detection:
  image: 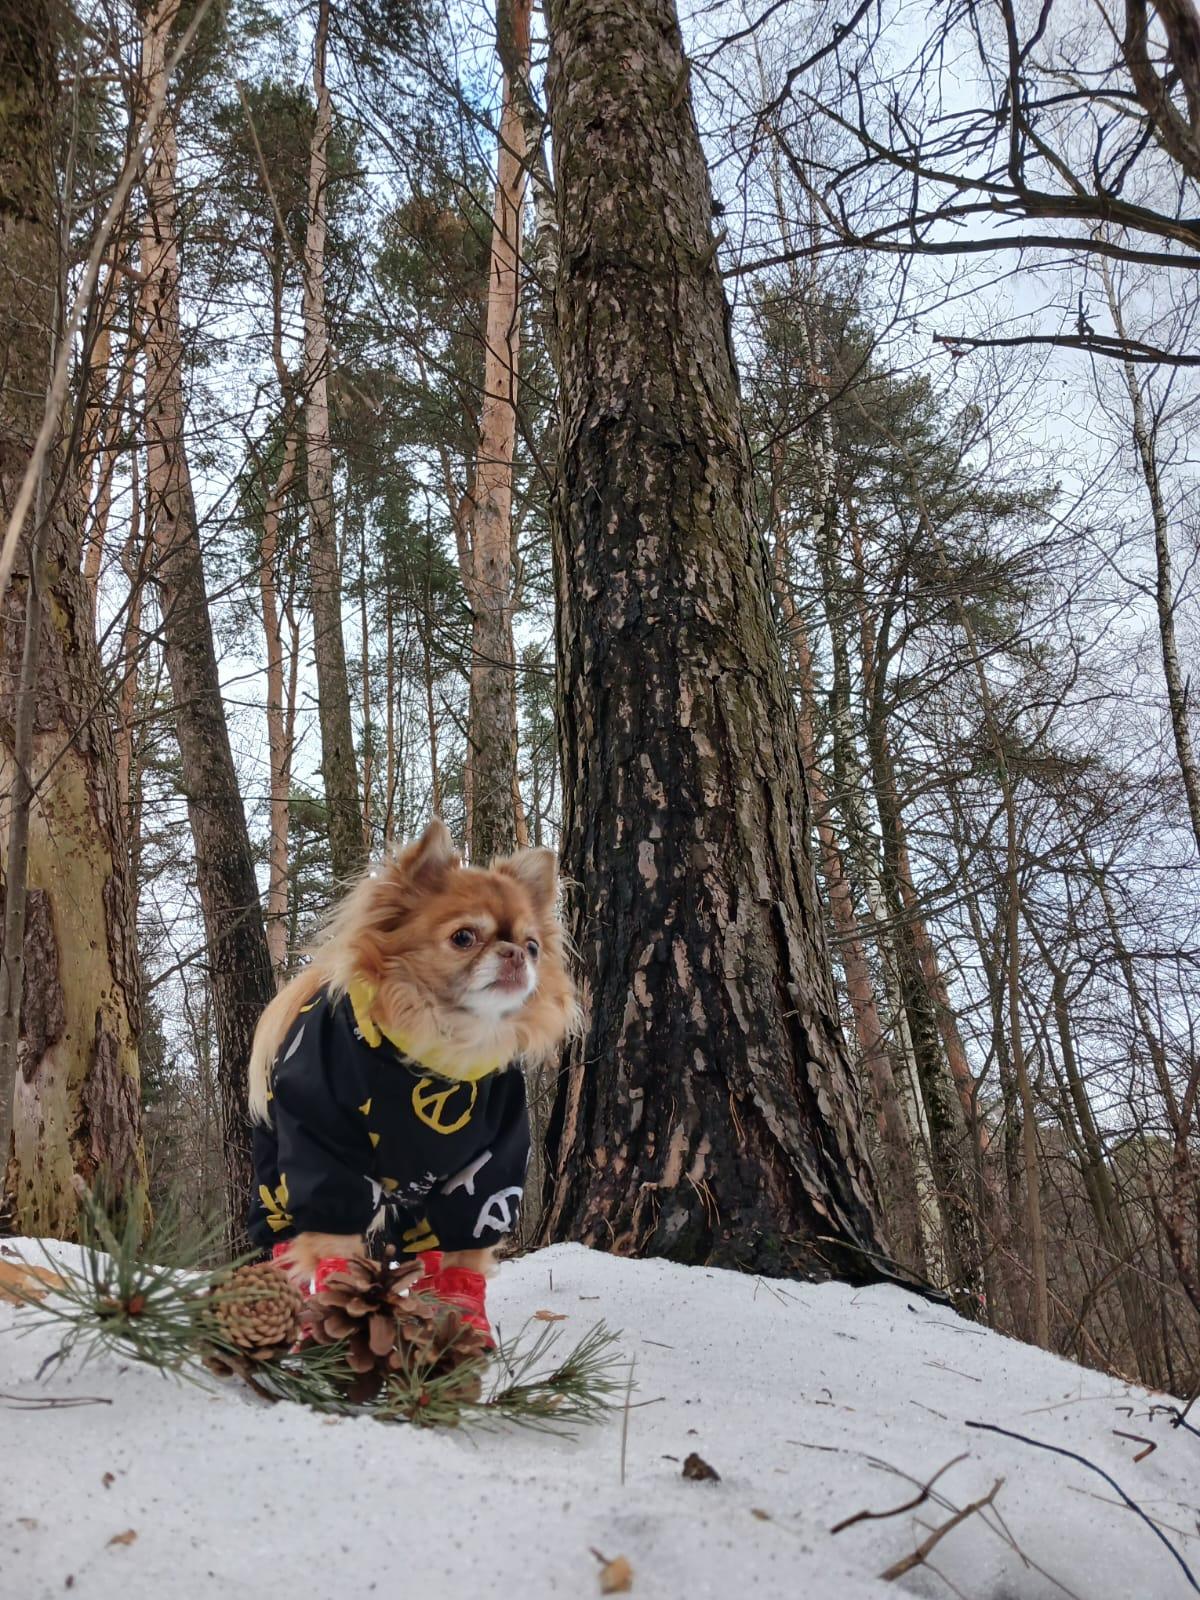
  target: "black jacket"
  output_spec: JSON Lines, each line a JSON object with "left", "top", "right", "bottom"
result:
{"left": 247, "top": 986, "right": 529, "bottom": 1257}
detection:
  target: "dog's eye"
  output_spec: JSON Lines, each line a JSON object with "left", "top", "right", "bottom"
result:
{"left": 450, "top": 928, "right": 477, "bottom": 950}
{"left": 526, "top": 940, "right": 540, "bottom": 960}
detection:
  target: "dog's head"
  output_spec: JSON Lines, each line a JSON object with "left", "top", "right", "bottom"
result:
{"left": 319, "top": 821, "right": 577, "bottom": 1077}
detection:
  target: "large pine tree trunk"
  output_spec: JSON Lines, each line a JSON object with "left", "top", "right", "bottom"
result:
{"left": 539, "top": 0, "right": 888, "bottom": 1278}
{"left": 303, "top": 0, "right": 363, "bottom": 884}
{"left": 139, "top": 0, "right": 273, "bottom": 1243}
{"left": 0, "top": 3, "right": 146, "bottom": 1235}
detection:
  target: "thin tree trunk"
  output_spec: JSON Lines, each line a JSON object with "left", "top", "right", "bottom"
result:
{"left": 303, "top": 0, "right": 362, "bottom": 883}
{"left": 259, "top": 421, "right": 298, "bottom": 978}
{"left": 1029, "top": 914, "right": 1165, "bottom": 1384}
{"left": 80, "top": 267, "right": 141, "bottom": 619}
{"left": 540, "top": 0, "right": 890, "bottom": 1280}
{"left": 1, "top": 5, "right": 145, "bottom": 1235}
{"left": 1094, "top": 867, "right": 1200, "bottom": 1320}
{"left": 776, "top": 534, "right": 927, "bottom": 1273}
{"left": 1099, "top": 262, "right": 1200, "bottom": 859}
{"left": 116, "top": 441, "right": 144, "bottom": 835}
{"left": 384, "top": 583, "right": 396, "bottom": 844}
{"left": 138, "top": 0, "right": 273, "bottom": 1245}
{"left": 358, "top": 514, "right": 373, "bottom": 851}
{"left": 469, "top": 0, "right": 531, "bottom": 864}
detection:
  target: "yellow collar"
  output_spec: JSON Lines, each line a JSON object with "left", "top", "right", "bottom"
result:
{"left": 346, "top": 980, "right": 506, "bottom": 1083}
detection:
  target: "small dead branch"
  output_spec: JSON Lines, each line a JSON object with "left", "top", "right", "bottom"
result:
{"left": 0, "top": 1391, "right": 113, "bottom": 1409}
{"left": 880, "top": 1479, "right": 1003, "bottom": 1582}
{"left": 1112, "top": 1430, "right": 1157, "bottom": 1463}
{"left": 832, "top": 1452, "right": 969, "bottom": 1534}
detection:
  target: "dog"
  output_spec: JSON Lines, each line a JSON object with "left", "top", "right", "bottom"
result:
{"left": 247, "top": 819, "right": 577, "bottom": 1310}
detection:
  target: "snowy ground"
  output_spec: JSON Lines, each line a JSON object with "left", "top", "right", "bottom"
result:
{"left": 1, "top": 1240, "right": 1197, "bottom": 1600}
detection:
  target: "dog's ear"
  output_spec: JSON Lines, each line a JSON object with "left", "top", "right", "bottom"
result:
{"left": 494, "top": 847, "right": 558, "bottom": 911}
{"left": 395, "top": 819, "right": 459, "bottom": 886}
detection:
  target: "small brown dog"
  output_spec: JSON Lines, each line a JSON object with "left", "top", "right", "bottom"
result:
{"left": 247, "top": 820, "right": 576, "bottom": 1298}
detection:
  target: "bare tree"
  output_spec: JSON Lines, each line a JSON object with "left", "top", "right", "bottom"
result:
{"left": 138, "top": 0, "right": 274, "bottom": 1240}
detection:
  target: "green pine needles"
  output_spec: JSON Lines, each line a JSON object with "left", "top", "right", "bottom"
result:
{"left": 9, "top": 1189, "right": 627, "bottom": 1435}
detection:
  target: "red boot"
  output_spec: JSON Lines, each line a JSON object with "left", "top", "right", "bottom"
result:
{"left": 409, "top": 1249, "right": 494, "bottom": 1346}
{"left": 271, "top": 1242, "right": 493, "bottom": 1346}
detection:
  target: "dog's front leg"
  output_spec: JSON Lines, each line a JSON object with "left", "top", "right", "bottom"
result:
{"left": 275, "top": 1230, "right": 368, "bottom": 1289}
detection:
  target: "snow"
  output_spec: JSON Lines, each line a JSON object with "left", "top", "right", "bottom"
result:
{"left": 2, "top": 1240, "right": 1197, "bottom": 1599}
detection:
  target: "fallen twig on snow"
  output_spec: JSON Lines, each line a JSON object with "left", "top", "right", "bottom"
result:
{"left": 879, "top": 1479, "right": 1003, "bottom": 1582}
{"left": 1112, "top": 1429, "right": 1157, "bottom": 1463}
{"left": 0, "top": 1391, "right": 112, "bottom": 1409}
{"left": 831, "top": 1452, "right": 969, "bottom": 1534}
{"left": 965, "top": 1419, "right": 1200, "bottom": 1593}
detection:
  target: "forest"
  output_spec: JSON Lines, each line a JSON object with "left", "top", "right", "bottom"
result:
{"left": 2, "top": 0, "right": 1199, "bottom": 1412}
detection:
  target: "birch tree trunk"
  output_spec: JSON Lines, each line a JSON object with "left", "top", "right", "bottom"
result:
{"left": 468, "top": 0, "right": 531, "bottom": 863}
{"left": 0, "top": 3, "right": 145, "bottom": 1235}
{"left": 303, "top": 0, "right": 363, "bottom": 883}
{"left": 138, "top": 0, "right": 273, "bottom": 1241}
{"left": 539, "top": 0, "right": 889, "bottom": 1279}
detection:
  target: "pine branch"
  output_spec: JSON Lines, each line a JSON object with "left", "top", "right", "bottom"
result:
{"left": 13, "top": 1188, "right": 232, "bottom": 1377}
{"left": 10, "top": 1188, "right": 628, "bottom": 1436}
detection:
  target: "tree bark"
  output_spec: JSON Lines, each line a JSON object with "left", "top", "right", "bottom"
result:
{"left": 259, "top": 421, "right": 299, "bottom": 978}
{"left": 539, "top": 0, "right": 889, "bottom": 1280}
{"left": 0, "top": 3, "right": 145, "bottom": 1235}
{"left": 138, "top": 0, "right": 273, "bottom": 1244}
{"left": 468, "top": 0, "right": 531, "bottom": 864}
{"left": 303, "top": 0, "right": 363, "bottom": 884}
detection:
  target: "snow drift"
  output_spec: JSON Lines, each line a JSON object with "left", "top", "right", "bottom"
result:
{"left": 2, "top": 1240, "right": 1197, "bottom": 1598}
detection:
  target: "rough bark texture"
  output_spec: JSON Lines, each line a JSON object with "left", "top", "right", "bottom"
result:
{"left": 139, "top": 0, "right": 274, "bottom": 1243}
{"left": 539, "top": 0, "right": 890, "bottom": 1280}
{"left": 0, "top": 2, "right": 146, "bottom": 1235}
{"left": 303, "top": 0, "right": 363, "bottom": 884}
{"left": 468, "top": 0, "right": 531, "bottom": 865}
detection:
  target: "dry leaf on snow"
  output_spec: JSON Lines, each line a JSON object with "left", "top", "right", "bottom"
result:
{"left": 0, "top": 1259, "right": 65, "bottom": 1305}
{"left": 107, "top": 1530, "right": 138, "bottom": 1548}
{"left": 591, "top": 1552, "right": 633, "bottom": 1593}
{"left": 681, "top": 1452, "right": 720, "bottom": 1482}
{"left": 533, "top": 1309, "right": 568, "bottom": 1323}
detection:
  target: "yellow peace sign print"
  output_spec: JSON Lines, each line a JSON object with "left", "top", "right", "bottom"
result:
{"left": 411, "top": 1075, "right": 478, "bottom": 1135}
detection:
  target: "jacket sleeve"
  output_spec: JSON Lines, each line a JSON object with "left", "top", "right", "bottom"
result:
{"left": 422, "top": 1070, "right": 530, "bottom": 1252}
{"left": 258, "top": 1025, "right": 377, "bottom": 1240}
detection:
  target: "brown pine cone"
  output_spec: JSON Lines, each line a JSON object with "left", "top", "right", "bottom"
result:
{"left": 392, "top": 1296, "right": 492, "bottom": 1401}
{"left": 207, "top": 1260, "right": 303, "bottom": 1366}
{"left": 305, "top": 1256, "right": 490, "bottom": 1404}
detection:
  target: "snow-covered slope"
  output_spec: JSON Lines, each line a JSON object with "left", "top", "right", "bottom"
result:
{"left": 2, "top": 1240, "right": 1196, "bottom": 1599}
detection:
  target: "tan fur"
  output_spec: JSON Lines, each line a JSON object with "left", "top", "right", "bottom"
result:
{"left": 249, "top": 820, "right": 578, "bottom": 1123}
{"left": 248, "top": 820, "right": 578, "bottom": 1279}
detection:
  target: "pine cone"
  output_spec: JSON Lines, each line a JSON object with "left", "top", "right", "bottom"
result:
{"left": 304, "top": 1256, "right": 490, "bottom": 1404}
{"left": 392, "top": 1295, "right": 492, "bottom": 1403}
{"left": 206, "top": 1260, "right": 303, "bottom": 1368}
